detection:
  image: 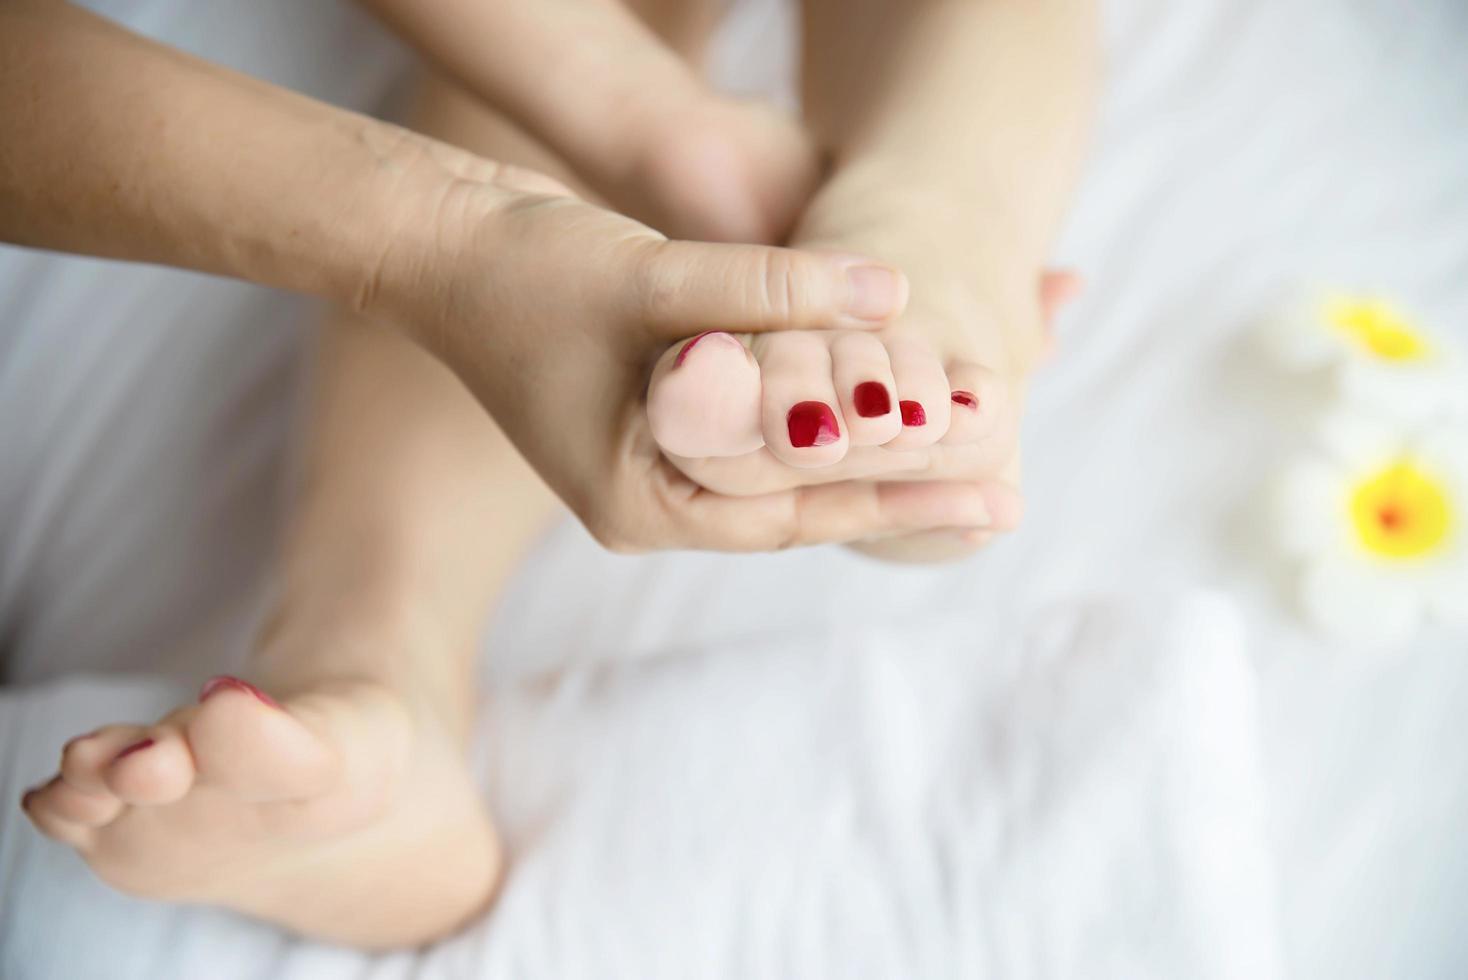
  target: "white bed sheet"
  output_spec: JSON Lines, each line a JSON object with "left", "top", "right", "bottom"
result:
{"left": 3, "top": 0, "right": 1468, "bottom": 977}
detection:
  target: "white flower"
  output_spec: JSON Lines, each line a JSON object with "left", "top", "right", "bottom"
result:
{"left": 1259, "top": 291, "right": 1468, "bottom": 423}
{"left": 1275, "top": 411, "right": 1468, "bottom": 647}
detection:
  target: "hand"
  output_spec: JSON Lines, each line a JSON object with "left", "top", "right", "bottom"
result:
{"left": 370, "top": 144, "right": 1002, "bottom": 552}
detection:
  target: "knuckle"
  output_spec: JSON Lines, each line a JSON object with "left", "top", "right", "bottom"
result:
{"left": 756, "top": 249, "right": 804, "bottom": 324}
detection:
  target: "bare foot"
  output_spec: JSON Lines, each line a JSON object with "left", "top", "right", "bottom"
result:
{"left": 645, "top": 181, "right": 1081, "bottom": 561}
{"left": 20, "top": 649, "right": 499, "bottom": 948}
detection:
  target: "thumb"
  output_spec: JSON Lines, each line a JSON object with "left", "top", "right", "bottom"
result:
{"left": 627, "top": 241, "right": 909, "bottom": 338}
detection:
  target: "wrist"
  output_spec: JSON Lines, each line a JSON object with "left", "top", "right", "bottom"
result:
{"left": 325, "top": 121, "right": 466, "bottom": 326}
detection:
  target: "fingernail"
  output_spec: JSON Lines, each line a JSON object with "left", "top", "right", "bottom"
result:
{"left": 900, "top": 400, "right": 927, "bottom": 427}
{"left": 673, "top": 330, "right": 739, "bottom": 367}
{"left": 954, "top": 528, "right": 991, "bottom": 545}
{"left": 853, "top": 381, "right": 892, "bottom": 418}
{"left": 843, "top": 265, "right": 906, "bottom": 322}
{"left": 20, "top": 788, "right": 37, "bottom": 809}
{"left": 113, "top": 738, "right": 155, "bottom": 762}
{"left": 200, "top": 675, "right": 281, "bottom": 709}
{"left": 787, "top": 401, "right": 841, "bottom": 448}
{"left": 951, "top": 390, "right": 979, "bottom": 411}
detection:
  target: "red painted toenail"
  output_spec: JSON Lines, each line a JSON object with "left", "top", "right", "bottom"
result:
{"left": 200, "top": 675, "right": 281, "bottom": 709}
{"left": 951, "top": 390, "right": 979, "bottom": 411}
{"left": 787, "top": 401, "right": 841, "bottom": 448}
{"left": 113, "top": 738, "right": 155, "bottom": 762}
{"left": 853, "top": 381, "right": 892, "bottom": 417}
{"left": 673, "top": 331, "right": 741, "bottom": 368}
{"left": 900, "top": 400, "right": 927, "bottom": 426}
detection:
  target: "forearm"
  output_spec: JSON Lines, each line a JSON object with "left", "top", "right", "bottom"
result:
{"left": 0, "top": 0, "right": 443, "bottom": 311}
{"left": 801, "top": 0, "right": 1099, "bottom": 270}
{"left": 357, "top": 0, "right": 693, "bottom": 182}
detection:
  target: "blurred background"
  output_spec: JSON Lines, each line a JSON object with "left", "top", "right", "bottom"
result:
{"left": 2, "top": 0, "right": 1467, "bottom": 977}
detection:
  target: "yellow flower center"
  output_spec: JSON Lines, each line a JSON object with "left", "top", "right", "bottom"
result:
{"left": 1348, "top": 461, "right": 1453, "bottom": 560}
{"left": 1324, "top": 297, "right": 1430, "bottom": 362}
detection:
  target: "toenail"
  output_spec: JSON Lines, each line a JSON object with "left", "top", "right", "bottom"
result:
{"left": 673, "top": 330, "right": 739, "bottom": 367}
{"left": 200, "top": 675, "right": 282, "bottom": 709}
{"left": 853, "top": 381, "right": 892, "bottom": 418}
{"left": 843, "top": 265, "right": 906, "bottom": 322}
{"left": 951, "top": 390, "right": 979, "bottom": 411}
{"left": 900, "top": 400, "right": 927, "bottom": 426}
{"left": 113, "top": 739, "right": 155, "bottom": 763}
{"left": 786, "top": 401, "right": 841, "bottom": 448}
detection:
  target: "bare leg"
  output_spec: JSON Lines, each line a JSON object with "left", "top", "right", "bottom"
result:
{"left": 18, "top": 74, "right": 567, "bottom": 948}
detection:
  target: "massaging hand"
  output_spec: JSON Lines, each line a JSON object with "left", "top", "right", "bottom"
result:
{"left": 0, "top": 1, "right": 1010, "bottom": 554}
{"left": 373, "top": 151, "right": 1008, "bottom": 552}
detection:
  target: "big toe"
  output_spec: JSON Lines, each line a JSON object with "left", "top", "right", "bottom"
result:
{"left": 648, "top": 331, "right": 764, "bottom": 459}
{"left": 183, "top": 676, "right": 341, "bottom": 803}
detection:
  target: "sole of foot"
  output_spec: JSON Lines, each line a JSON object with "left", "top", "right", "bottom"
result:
{"left": 20, "top": 674, "right": 500, "bottom": 949}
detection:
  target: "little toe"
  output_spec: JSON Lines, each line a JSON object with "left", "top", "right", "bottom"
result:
{"left": 187, "top": 676, "right": 340, "bottom": 803}
{"left": 647, "top": 331, "right": 763, "bottom": 459}
{"left": 21, "top": 781, "right": 96, "bottom": 849}
{"left": 883, "top": 336, "right": 952, "bottom": 450}
{"left": 831, "top": 332, "right": 901, "bottom": 447}
{"left": 105, "top": 727, "right": 196, "bottom": 806}
{"left": 29, "top": 774, "right": 123, "bottom": 827}
{"left": 756, "top": 333, "right": 849, "bottom": 468}
{"left": 941, "top": 362, "right": 1011, "bottom": 446}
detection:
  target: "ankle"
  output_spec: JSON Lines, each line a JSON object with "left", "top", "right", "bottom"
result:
{"left": 250, "top": 592, "right": 473, "bottom": 730}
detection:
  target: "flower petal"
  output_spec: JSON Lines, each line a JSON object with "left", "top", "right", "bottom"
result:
{"left": 1425, "top": 559, "right": 1468, "bottom": 628}
{"left": 1299, "top": 559, "right": 1424, "bottom": 648}
{"left": 1254, "top": 296, "right": 1339, "bottom": 371}
{"left": 1274, "top": 458, "right": 1348, "bottom": 557}
{"left": 1335, "top": 358, "right": 1463, "bottom": 425}
{"left": 1313, "top": 409, "right": 1403, "bottom": 471}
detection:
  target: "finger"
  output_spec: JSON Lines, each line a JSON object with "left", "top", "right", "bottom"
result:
{"left": 668, "top": 479, "right": 996, "bottom": 552}
{"left": 669, "top": 442, "right": 932, "bottom": 497}
{"left": 628, "top": 241, "right": 909, "bottom": 337}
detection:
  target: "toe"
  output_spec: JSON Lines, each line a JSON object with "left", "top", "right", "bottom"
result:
{"left": 941, "top": 361, "right": 1011, "bottom": 446}
{"left": 883, "top": 335, "right": 952, "bottom": 450}
{"left": 104, "top": 727, "right": 196, "bottom": 806}
{"left": 29, "top": 773, "right": 123, "bottom": 827}
{"left": 61, "top": 725, "right": 150, "bottom": 796}
{"left": 756, "top": 333, "right": 850, "bottom": 468}
{"left": 647, "top": 331, "right": 763, "bottom": 459}
{"left": 831, "top": 332, "right": 901, "bottom": 447}
{"left": 187, "top": 676, "right": 340, "bottom": 803}
{"left": 21, "top": 780, "right": 96, "bottom": 849}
